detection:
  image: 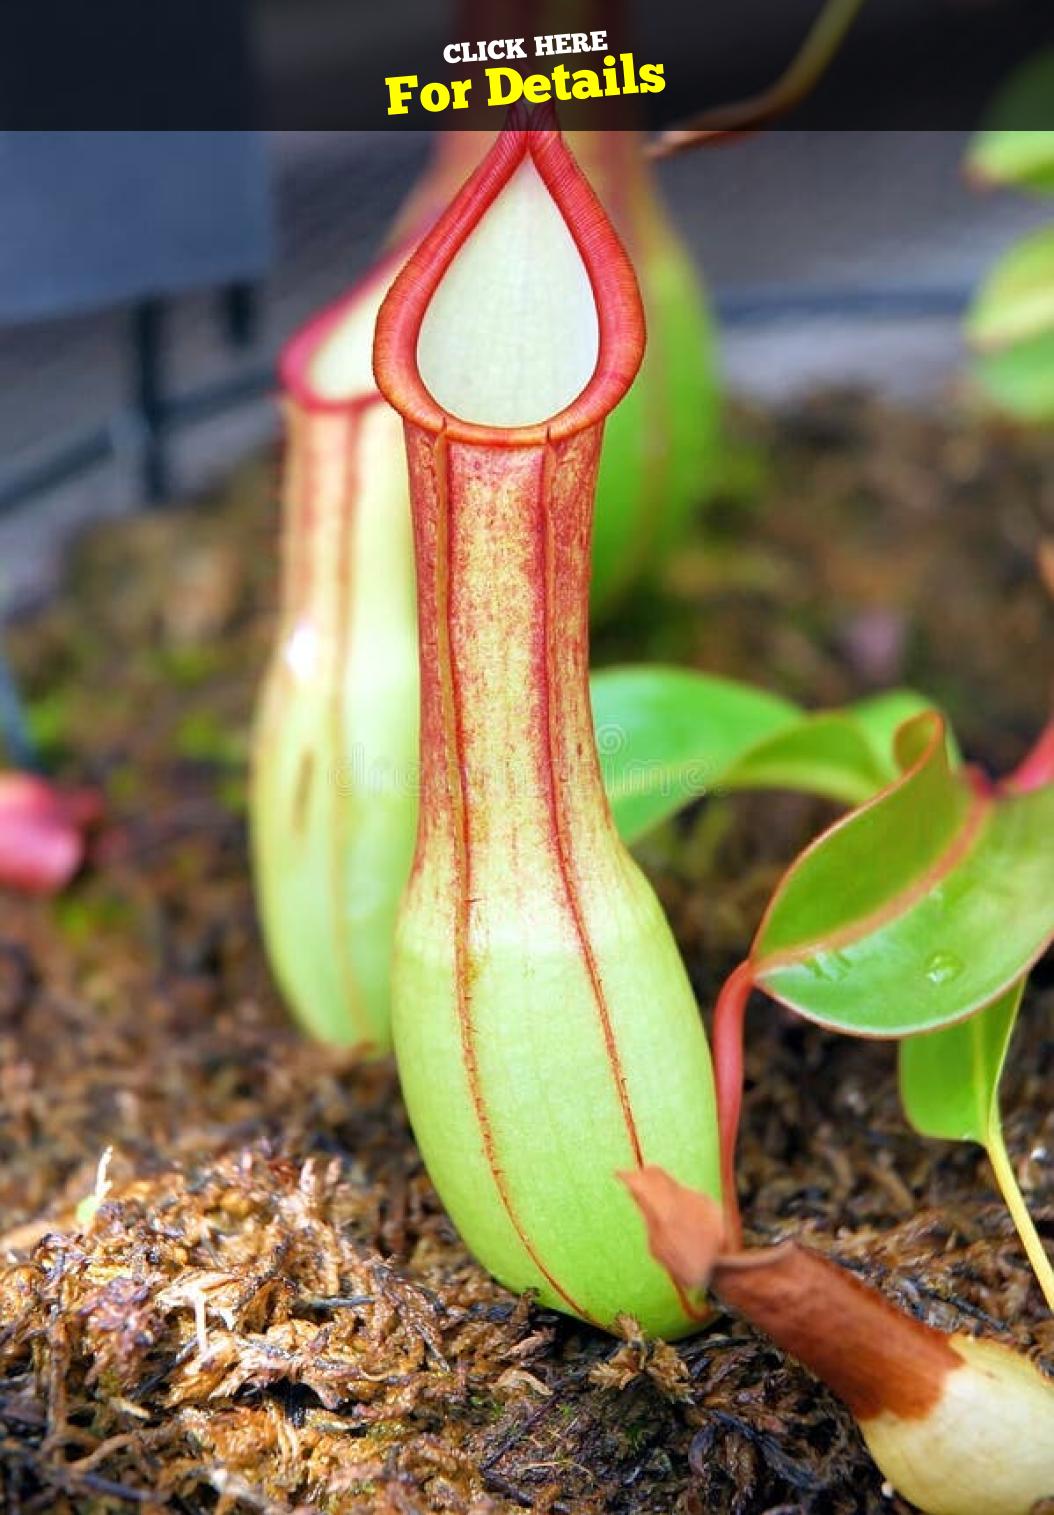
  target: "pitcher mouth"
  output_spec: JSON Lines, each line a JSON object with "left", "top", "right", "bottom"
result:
{"left": 279, "top": 248, "right": 407, "bottom": 415}
{"left": 373, "top": 113, "right": 645, "bottom": 447}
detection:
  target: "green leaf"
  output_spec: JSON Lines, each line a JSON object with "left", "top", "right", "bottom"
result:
{"left": 725, "top": 689, "right": 942, "bottom": 806}
{"left": 900, "top": 977, "right": 1054, "bottom": 1310}
{"left": 839, "top": 687, "right": 954, "bottom": 771}
{"left": 720, "top": 711, "right": 883, "bottom": 804}
{"left": 967, "top": 53, "right": 1054, "bottom": 193}
{"left": 592, "top": 666, "right": 942, "bottom": 843}
{"left": 751, "top": 711, "right": 1054, "bottom": 1036}
{"left": 966, "top": 228, "right": 1054, "bottom": 420}
{"left": 592, "top": 666, "right": 800, "bottom": 843}
{"left": 899, "top": 977, "right": 1021, "bottom": 1145}
{"left": 967, "top": 226, "right": 1054, "bottom": 353}
{"left": 974, "top": 330, "right": 1054, "bottom": 424}
{"left": 969, "top": 129, "right": 1054, "bottom": 194}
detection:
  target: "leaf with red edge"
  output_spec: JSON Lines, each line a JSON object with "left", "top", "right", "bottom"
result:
{"left": 592, "top": 665, "right": 943, "bottom": 844}
{"left": 710, "top": 711, "right": 1054, "bottom": 1281}
{"left": 0, "top": 773, "right": 102, "bottom": 895}
{"left": 748, "top": 712, "right": 1054, "bottom": 1037}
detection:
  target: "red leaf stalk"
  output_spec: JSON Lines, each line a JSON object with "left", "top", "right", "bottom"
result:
{"left": 624, "top": 1165, "right": 1054, "bottom": 1515}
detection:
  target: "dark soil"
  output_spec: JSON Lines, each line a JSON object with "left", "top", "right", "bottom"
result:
{"left": 1, "top": 394, "right": 1051, "bottom": 1514}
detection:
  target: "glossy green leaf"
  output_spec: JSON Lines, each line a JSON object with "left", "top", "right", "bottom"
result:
{"left": 592, "top": 666, "right": 941, "bottom": 844}
{"left": 899, "top": 977, "right": 1022, "bottom": 1145}
{"left": 974, "top": 330, "right": 1054, "bottom": 423}
{"left": 968, "top": 53, "right": 1054, "bottom": 193}
{"left": 969, "top": 129, "right": 1054, "bottom": 194}
{"left": 592, "top": 666, "right": 799, "bottom": 842}
{"left": 723, "top": 711, "right": 886, "bottom": 806}
{"left": 967, "top": 227, "right": 1054, "bottom": 354}
{"left": 725, "top": 689, "right": 941, "bottom": 805}
{"left": 751, "top": 711, "right": 1054, "bottom": 1036}
{"left": 900, "top": 977, "right": 1054, "bottom": 1310}
{"left": 835, "top": 688, "right": 948, "bottom": 768}
{"left": 966, "top": 228, "right": 1054, "bottom": 422}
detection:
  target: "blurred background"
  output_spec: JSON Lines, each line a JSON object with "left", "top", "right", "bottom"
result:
{"left": 0, "top": 0, "right": 1047, "bottom": 624}
{"left": 1, "top": 128, "right": 1050, "bottom": 614}
{"left": 0, "top": 0, "right": 1052, "bottom": 617}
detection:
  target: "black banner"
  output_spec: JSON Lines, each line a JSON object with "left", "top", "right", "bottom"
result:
{"left": 0, "top": 0, "right": 1051, "bottom": 130}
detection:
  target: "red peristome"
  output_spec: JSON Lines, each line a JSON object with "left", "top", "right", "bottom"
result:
{"left": 278, "top": 259, "right": 405, "bottom": 415}
{"left": 374, "top": 118, "right": 645, "bottom": 446}
{"left": 375, "top": 116, "right": 647, "bottom": 915}
{"left": 0, "top": 773, "right": 102, "bottom": 895}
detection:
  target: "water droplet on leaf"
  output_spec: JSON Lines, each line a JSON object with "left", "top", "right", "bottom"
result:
{"left": 804, "top": 949, "right": 853, "bottom": 984}
{"left": 828, "top": 949, "right": 853, "bottom": 981}
{"left": 925, "top": 950, "right": 963, "bottom": 985}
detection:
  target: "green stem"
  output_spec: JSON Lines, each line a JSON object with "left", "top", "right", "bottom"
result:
{"left": 986, "top": 1125, "right": 1054, "bottom": 1312}
{"left": 652, "top": 0, "right": 867, "bottom": 156}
